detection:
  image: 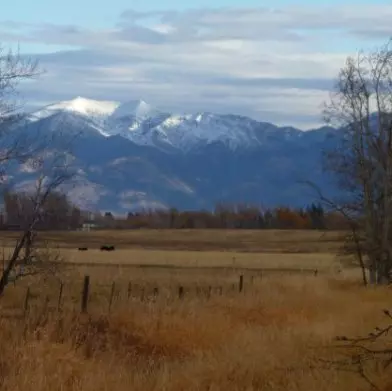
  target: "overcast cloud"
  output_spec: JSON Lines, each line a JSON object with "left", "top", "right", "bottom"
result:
{"left": 1, "top": 4, "right": 391, "bottom": 129}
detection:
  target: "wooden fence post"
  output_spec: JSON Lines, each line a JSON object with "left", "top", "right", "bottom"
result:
{"left": 23, "top": 287, "right": 30, "bottom": 318}
{"left": 57, "top": 282, "right": 63, "bottom": 312}
{"left": 109, "top": 281, "right": 116, "bottom": 313}
{"left": 43, "top": 295, "right": 50, "bottom": 314}
{"left": 178, "top": 286, "right": 184, "bottom": 299}
{"left": 81, "top": 275, "right": 90, "bottom": 313}
{"left": 140, "top": 287, "right": 145, "bottom": 301}
{"left": 239, "top": 275, "right": 244, "bottom": 293}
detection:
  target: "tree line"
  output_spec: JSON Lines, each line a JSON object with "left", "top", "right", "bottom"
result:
{"left": 98, "top": 202, "right": 348, "bottom": 230}
{"left": 0, "top": 190, "right": 349, "bottom": 231}
{"left": 0, "top": 190, "right": 83, "bottom": 230}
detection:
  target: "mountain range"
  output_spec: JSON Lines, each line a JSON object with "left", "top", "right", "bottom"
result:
{"left": 4, "top": 97, "right": 340, "bottom": 213}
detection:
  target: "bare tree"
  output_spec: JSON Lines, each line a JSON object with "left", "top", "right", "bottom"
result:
{"left": 0, "top": 173, "right": 73, "bottom": 295}
{"left": 0, "top": 45, "right": 40, "bottom": 165}
{"left": 0, "top": 44, "right": 76, "bottom": 296}
{"left": 314, "top": 37, "right": 392, "bottom": 285}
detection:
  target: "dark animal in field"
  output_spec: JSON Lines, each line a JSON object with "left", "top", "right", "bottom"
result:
{"left": 78, "top": 247, "right": 88, "bottom": 251}
{"left": 100, "top": 245, "right": 115, "bottom": 251}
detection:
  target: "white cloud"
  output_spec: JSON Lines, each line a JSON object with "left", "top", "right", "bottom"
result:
{"left": 1, "top": 4, "right": 391, "bottom": 128}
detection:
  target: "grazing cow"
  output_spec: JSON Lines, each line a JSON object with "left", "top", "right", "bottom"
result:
{"left": 78, "top": 247, "right": 88, "bottom": 251}
{"left": 100, "top": 245, "right": 115, "bottom": 251}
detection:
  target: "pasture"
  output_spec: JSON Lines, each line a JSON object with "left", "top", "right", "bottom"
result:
{"left": 0, "top": 229, "right": 390, "bottom": 391}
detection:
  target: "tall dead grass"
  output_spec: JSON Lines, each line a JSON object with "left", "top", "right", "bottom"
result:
{"left": 0, "top": 272, "right": 391, "bottom": 390}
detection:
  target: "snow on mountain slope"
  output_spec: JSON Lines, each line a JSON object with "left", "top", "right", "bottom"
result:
{"left": 157, "top": 113, "right": 265, "bottom": 150}
{"left": 109, "top": 111, "right": 306, "bottom": 151}
{"left": 109, "top": 112, "right": 262, "bottom": 150}
{"left": 28, "top": 96, "right": 308, "bottom": 151}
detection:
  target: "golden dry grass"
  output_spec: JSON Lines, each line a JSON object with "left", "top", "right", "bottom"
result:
{"left": 0, "top": 229, "right": 389, "bottom": 390}
{"left": 0, "top": 271, "right": 391, "bottom": 391}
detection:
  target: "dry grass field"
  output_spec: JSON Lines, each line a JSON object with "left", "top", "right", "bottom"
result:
{"left": 0, "top": 229, "right": 391, "bottom": 391}
{"left": 0, "top": 229, "right": 346, "bottom": 271}
{"left": 0, "top": 228, "right": 344, "bottom": 252}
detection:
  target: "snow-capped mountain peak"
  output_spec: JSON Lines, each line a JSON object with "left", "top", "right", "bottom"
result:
{"left": 58, "top": 96, "right": 119, "bottom": 116}
{"left": 30, "top": 97, "right": 120, "bottom": 121}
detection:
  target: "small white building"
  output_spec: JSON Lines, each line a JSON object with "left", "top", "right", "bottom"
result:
{"left": 80, "top": 222, "right": 99, "bottom": 232}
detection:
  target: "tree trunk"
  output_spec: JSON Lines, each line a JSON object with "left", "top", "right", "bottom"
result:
{"left": 352, "top": 226, "right": 367, "bottom": 286}
{"left": 379, "top": 251, "right": 391, "bottom": 285}
{"left": 0, "top": 230, "right": 29, "bottom": 296}
{"left": 369, "top": 262, "right": 377, "bottom": 285}
{"left": 359, "top": 258, "right": 368, "bottom": 286}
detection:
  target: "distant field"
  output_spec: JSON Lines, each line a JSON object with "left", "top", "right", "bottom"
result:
{"left": 0, "top": 229, "right": 345, "bottom": 252}
{"left": 0, "top": 229, "right": 347, "bottom": 272}
{"left": 57, "top": 249, "right": 338, "bottom": 272}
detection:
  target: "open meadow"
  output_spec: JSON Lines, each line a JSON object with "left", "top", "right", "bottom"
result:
{"left": 0, "top": 229, "right": 391, "bottom": 391}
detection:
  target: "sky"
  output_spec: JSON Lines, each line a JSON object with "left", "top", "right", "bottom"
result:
{"left": 1, "top": 0, "right": 392, "bottom": 129}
